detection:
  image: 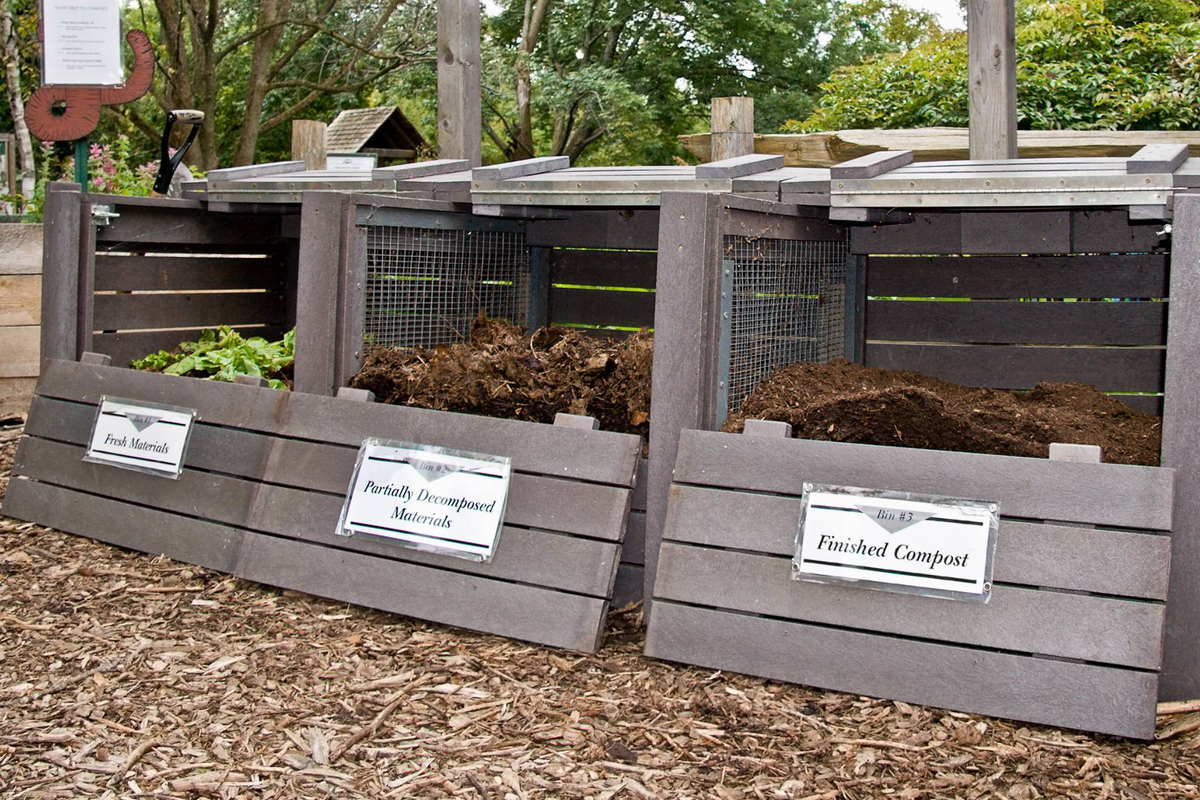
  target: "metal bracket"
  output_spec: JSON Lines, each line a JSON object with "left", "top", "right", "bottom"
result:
{"left": 90, "top": 204, "right": 120, "bottom": 226}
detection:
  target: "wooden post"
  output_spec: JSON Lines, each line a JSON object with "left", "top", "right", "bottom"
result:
{"left": 39, "top": 182, "right": 82, "bottom": 362}
{"left": 291, "top": 120, "right": 327, "bottom": 170}
{"left": 968, "top": 0, "right": 1018, "bottom": 160}
{"left": 711, "top": 97, "right": 754, "bottom": 162}
{"left": 437, "top": 0, "right": 482, "bottom": 168}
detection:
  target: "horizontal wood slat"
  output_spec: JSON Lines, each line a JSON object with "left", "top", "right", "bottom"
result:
{"left": 663, "top": 484, "right": 1171, "bottom": 600}
{"left": 525, "top": 211, "right": 660, "bottom": 251}
{"left": 95, "top": 208, "right": 282, "bottom": 247}
{"left": 0, "top": 326, "right": 39, "bottom": 378}
{"left": 621, "top": 511, "right": 646, "bottom": 565}
{"left": 549, "top": 288, "right": 655, "bottom": 329}
{"left": 0, "top": 275, "right": 42, "bottom": 325}
{"left": 31, "top": 360, "right": 641, "bottom": 487}
{"left": 93, "top": 292, "right": 286, "bottom": 331}
{"left": 671, "top": 430, "right": 1173, "bottom": 529}
{"left": 1071, "top": 210, "right": 1165, "bottom": 254}
{"left": 1, "top": 479, "right": 608, "bottom": 652}
{"left": 22, "top": 395, "right": 633, "bottom": 541}
{"left": 655, "top": 542, "right": 1164, "bottom": 668}
{"left": 866, "top": 300, "right": 1166, "bottom": 346}
{"left": 13, "top": 437, "right": 621, "bottom": 597}
{"left": 549, "top": 249, "right": 658, "bottom": 289}
{"left": 91, "top": 327, "right": 285, "bottom": 368}
{"left": 864, "top": 343, "right": 1164, "bottom": 394}
{"left": 865, "top": 255, "right": 1169, "bottom": 299}
{"left": 94, "top": 255, "right": 284, "bottom": 291}
{"left": 645, "top": 602, "right": 1157, "bottom": 739}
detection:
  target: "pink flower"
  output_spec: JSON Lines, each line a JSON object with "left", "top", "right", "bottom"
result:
{"left": 90, "top": 144, "right": 103, "bottom": 158}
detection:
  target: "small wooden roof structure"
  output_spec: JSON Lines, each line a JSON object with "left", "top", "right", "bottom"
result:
{"left": 325, "top": 107, "right": 426, "bottom": 161}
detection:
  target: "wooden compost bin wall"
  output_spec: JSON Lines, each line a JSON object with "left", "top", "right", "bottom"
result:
{"left": 40, "top": 184, "right": 298, "bottom": 368}
{"left": 0, "top": 222, "right": 42, "bottom": 417}
{"left": 645, "top": 428, "right": 1174, "bottom": 739}
{"left": 852, "top": 210, "right": 1168, "bottom": 415}
{"left": 3, "top": 358, "right": 641, "bottom": 652}
{"left": 295, "top": 193, "right": 661, "bottom": 606}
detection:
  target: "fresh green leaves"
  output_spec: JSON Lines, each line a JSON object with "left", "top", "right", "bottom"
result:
{"left": 132, "top": 327, "right": 296, "bottom": 391}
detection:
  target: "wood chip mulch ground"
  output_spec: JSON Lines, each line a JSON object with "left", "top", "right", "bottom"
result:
{"left": 1, "top": 423, "right": 1198, "bottom": 799}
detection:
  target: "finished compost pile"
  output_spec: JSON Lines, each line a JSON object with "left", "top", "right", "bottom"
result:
{"left": 349, "top": 314, "right": 653, "bottom": 437}
{"left": 723, "top": 359, "right": 1161, "bottom": 466}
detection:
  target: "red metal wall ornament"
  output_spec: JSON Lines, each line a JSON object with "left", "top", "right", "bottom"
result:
{"left": 25, "top": 29, "right": 154, "bottom": 142}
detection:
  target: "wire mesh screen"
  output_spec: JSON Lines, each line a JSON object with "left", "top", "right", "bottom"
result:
{"left": 364, "top": 225, "right": 531, "bottom": 349}
{"left": 724, "top": 235, "right": 849, "bottom": 413}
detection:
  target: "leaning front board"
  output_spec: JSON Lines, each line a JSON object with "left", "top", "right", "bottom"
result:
{"left": 645, "top": 427, "right": 1175, "bottom": 739}
{"left": 3, "top": 358, "right": 642, "bottom": 652}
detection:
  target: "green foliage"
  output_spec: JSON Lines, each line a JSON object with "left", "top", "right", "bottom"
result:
{"left": 132, "top": 327, "right": 296, "bottom": 391}
{"left": 792, "top": 0, "right": 1200, "bottom": 131}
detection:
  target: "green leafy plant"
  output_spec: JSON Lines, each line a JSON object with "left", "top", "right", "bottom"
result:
{"left": 132, "top": 327, "right": 296, "bottom": 390}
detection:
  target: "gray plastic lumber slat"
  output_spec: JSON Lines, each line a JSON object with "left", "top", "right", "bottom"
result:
{"left": 40, "top": 183, "right": 82, "bottom": 361}
{"left": 866, "top": 299, "right": 1167, "bottom": 346}
{"left": 93, "top": 291, "right": 285, "bottom": 330}
{"left": 734, "top": 168, "right": 828, "bottom": 194}
{"left": 695, "top": 154, "right": 785, "bottom": 180}
{"left": 293, "top": 192, "right": 347, "bottom": 396}
{"left": 31, "top": 360, "right": 641, "bottom": 487}
{"left": 863, "top": 342, "right": 1164, "bottom": 394}
{"left": 662, "top": 484, "right": 1170, "bottom": 600}
{"left": 94, "top": 254, "right": 284, "bottom": 291}
{"left": 961, "top": 211, "right": 1071, "bottom": 254}
{"left": 865, "top": 255, "right": 1169, "bottom": 299}
{"left": 235, "top": 533, "right": 609, "bottom": 652}
{"left": 612, "top": 563, "right": 644, "bottom": 607}
{"left": 1160, "top": 192, "right": 1200, "bottom": 700}
{"left": 549, "top": 287, "right": 655, "bottom": 328}
{"left": 1, "top": 477, "right": 243, "bottom": 575}
{"left": 206, "top": 160, "right": 307, "bottom": 182}
{"left": 20, "top": 400, "right": 632, "bottom": 540}
{"left": 472, "top": 156, "right": 570, "bottom": 182}
{"left": 850, "top": 213, "right": 962, "bottom": 254}
{"left": 1127, "top": 144, "right": 1189, "bottom": 175}
{"left": 525, "top": 210, "right": 660, "bottom": 250}
{"left": 94, "top": 206, "right": 282, "bottom": 247}
{"left": 12, "top": 436, "right": 622, "bottom": 597}
{"left": 631, "top": 458, "right": 648, "bottom": 511}
{"left": 549, "top": 249, "right": 657, "bottom": 290}
{"left": 372, "top": 159, "right": 469, "bottom": 181}
{"left": 1071, "top": 210, "right": 1164, "bottom": 253}
{"left": 830, "top": 150, "right": 914, "bottom": 180}
{"left": 644, "top": 602, "right": 1157, "bottom": 740}
{"left": 621, "top": 512, "right": 646, "bottom": 565}
{"left": 654, "top": 542, "right": 1163, "bottom": 668}
{"left": 671, "top": 430, "right": 1174, "bottom": 530}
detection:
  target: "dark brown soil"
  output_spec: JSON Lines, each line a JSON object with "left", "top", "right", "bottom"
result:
{"left": 349, "top": 313, "right": 653, "bottom": 438}
{"left": 723, "top": 359, "right": 1162, "bottom": 466}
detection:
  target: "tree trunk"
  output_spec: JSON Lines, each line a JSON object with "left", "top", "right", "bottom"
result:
{"left": 233, "top": 0, "right": 292, "bottom": 165}
{"left": 1, "top": 0, "right": 35, "bottom": 207}
{"left": 514, "top": 0, "right": 553, "bottom": 159}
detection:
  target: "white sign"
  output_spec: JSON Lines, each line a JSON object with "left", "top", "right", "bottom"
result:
{"left": 84, "top": 397, "right": 196, "bottom": 478}
{"left": 795, "top": 484, "right": 998, "bottom": 602}
{"left": 327, "top": 153, "right": 377, "bottom": 172}
{"left": 42, "top": 0, "right": 125, "bottom": 86}
{"left": 338, "top": 440, "right": 511, "bottom": 562}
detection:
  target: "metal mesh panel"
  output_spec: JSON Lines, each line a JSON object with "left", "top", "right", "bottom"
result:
{"left": 724, "top": 235, "right": 849, "bottom": 413}
{"left": 364, "top": 225, "right": 530, "bottom": 349}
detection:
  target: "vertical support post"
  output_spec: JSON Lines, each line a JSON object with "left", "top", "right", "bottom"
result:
{"left": 711, "top": 97, "right": 754, "bottom": 162}
{"left": 294, "top": 191, "right": 349, "bottom": 395}
{"left": 40, "top": 182, "right": 82, "bottom": 361}
{"left": 438, "top": 0, "right": 482, "bottom": 168}
{"left": 645, "top": 192, "right": 725, "bottom": 608}
{"left": 1160, "top": 193, "right": 1200, "bottom": 700}
{"left": 76, "top": 196, "right": 97, "bottom": 358}
{"left": 74, "top": 139, "right": 88, "bottom": 188}
{"left": 968, "top": 0, "right": 1018, "bottom": 160}
{"left": 336, "top": 218, "right": 368, "bottom": 387}
{"left": 291, "top": 120, "right": 328, "bottom": 170}
{"left": 843, "top": 253, "right": 866, "bottom": 363}
{"left": 527, "top": 246, "right": 550, "bottom": 332}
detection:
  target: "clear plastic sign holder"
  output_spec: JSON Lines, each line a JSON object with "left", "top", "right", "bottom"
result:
{"left": 83, "top": 396, "right": 197, "bottom": 479}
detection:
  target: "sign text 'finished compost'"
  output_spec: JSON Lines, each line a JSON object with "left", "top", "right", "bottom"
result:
{"left": 84, "top": 397, "right": 196, "bottom": 479}
{"left": 338, "top": 440, "right": 511, "bottom": 562}
{"left": 795, "top": 484, "right": 998, "bottom": 602}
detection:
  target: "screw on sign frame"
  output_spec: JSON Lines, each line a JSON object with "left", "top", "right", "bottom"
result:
{"left": 24, "top": 9, "right": 153, "bottom": 186}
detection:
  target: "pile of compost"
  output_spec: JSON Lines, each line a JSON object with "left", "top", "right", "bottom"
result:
{"left": 723, "top": 359, "right": 1161, "bottom": 466}
{"left": 349, "top": 314, "right": 653, "bottom": 438}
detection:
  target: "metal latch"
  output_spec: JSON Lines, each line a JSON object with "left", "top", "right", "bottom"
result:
{"left": 91, "top": 204, "right": 120, "bottom": 226}
{"left": 1158, "top": 223, "right": 1172, "bottom": 237}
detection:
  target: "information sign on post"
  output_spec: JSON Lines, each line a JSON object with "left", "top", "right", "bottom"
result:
{"left": 338, "top": 440, "right": 512, "bottom": 562}
{"left": 84, "top": 397, "right": 196, "bottom": 479}
{"left": 41, "top": 0, "right": 125, "bottom": 86}
{"left": 795, "top": 484, "right": 998, "bottom": 602}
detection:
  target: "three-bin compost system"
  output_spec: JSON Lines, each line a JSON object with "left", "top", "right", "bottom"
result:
{"left": 6, "top": 149, "right": 1200, "bottom": 739}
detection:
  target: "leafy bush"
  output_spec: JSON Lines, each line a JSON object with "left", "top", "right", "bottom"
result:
{"left": 790, "top": 0, "right": 1200, "bottom": 131}
{"left": 132, "top": 327, "right": 296, "bottom": 390}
